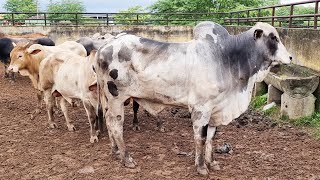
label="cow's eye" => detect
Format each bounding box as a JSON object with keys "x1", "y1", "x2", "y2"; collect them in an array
[
  {"x1": 271, "y1": 36, "x2": 279, "y2": 42},
  {"x1": 18, "y1": 55, "x2": 22, "y2": 58}
]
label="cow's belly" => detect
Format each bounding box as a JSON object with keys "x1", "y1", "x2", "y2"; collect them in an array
[{"x1": 54, "y1": 70, "x2": 82, "y2": 100}]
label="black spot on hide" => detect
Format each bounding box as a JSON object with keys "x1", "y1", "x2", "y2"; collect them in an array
[
  {"x1": 266, "y1": 33, "x2": 278, "y2": 56},
  {"x1": 201, "y1": 124, "x2": 208, "y2": 138},
  {"x1": 118, "y1": 44, "x2": 132, "y2": 62},
  {"x1": 99, "y1": 46, "x2": 113, "y2": 70},
  {"x1": 107, "y1": 81, "x2": 118, "y2": 96},
  {"x1": 109, "y1": 69, "x2": 118, "y2": 80}
]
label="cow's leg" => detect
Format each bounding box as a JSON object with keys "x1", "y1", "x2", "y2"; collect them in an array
[
  {"x1": 105, "y1": 116, "x2": 119, "y2": 155},
  {"x1": 132, "y1": 100, "x2": 140, "y2": 131},
  {"x1": 43, "y1": 90, "x2": 57, "y2": 128},
  {"x1": 60, "y1": 98, "x2": 76, "y2": 131},
  {"x1": 192, "y1": 109, "x2": 211, "y2": 176},
  {"x1": 83, "y1": 101, "x2": 99, "y2": 143},
  {"x1": 30, "y1": 90, "x2": 43, "y2": 120},
  {"x1": 3, "y1": 64, "x2": 9, "y2": 78},
  {"x1": 204, "y1": 125, "x2": 220, "y2": 170},
  {"x1": 107, "y1": 99, "x2": 136, "y2": 168}
]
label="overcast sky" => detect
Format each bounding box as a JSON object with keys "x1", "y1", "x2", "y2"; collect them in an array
[{"x1": 0, "y1": 0, "x2": 314, "y2": 12}]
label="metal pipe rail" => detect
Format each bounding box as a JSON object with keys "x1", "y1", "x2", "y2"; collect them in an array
[{"x1": 0, "y1": 0, "x2": 319, "y2": 29}]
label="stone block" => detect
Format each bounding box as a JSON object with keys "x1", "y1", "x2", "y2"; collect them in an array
[
  {"x1": 281, "y1": 93, "x2": 316, "y2": 119},
  {"x1": 267, "y1": 84, "x2": 282, "y2": 104}
]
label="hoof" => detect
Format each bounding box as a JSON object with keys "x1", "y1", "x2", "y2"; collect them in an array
[
  {"x1": 49, "y1": 122, "x2": 58, "y2": 129},
  {"x1": 90, "y1": 136, "x2": 99, "y2": 143},
  {"x1": 67, "y1": 124, "x2": 76, "y2": 131},
  {"x1": 124, "y1": 159, "x2": 137, "y2": 168},
  {"x1": 35, "y1": 108, "x2": 41, "y2": 114},
  {"x1": 155, "y1": 126, "x2": 166, "y2": 132},
  {"x1": 209, "y1": 161, "x2": 220, "y2": 171},
  {"x1": 197, "y1": 165, "x2": 209, "y2": 176},
  {"x1": 132, "y1": 125, "x2": 141, "y2": 131}
]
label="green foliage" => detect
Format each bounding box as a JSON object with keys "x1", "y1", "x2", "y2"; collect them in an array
[
  {"x1": 263, "y1": 105, "x2": 279, "y2": 116},
  {"x1": 47, "y1": 0, "x2": 85, "y2": 24},
  {"x1": 276, "y1": 5, "x2": 315, "y2": 27},
  {"x1": 3, "y1": 0, "x2": 37, "y2": 22},
  {"x1": 113, "y1": 6, "x2": 152, "y2": 25},
  {"x1": 250, "y1": 94, "x2": 267, "y2": 109},
  {"x1": 293, "y1": 113, "x2": 320, "y2": 127},
  {"x1": 292, "y1": 112, "x2": 320, "y2": 139},
  {"x1": 148, "y1": 0, "x2": 283, "y2": 25}
]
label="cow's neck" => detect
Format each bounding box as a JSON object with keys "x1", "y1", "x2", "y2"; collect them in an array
[
  {"x1": 25, "y1": 58, "x2": 41, "y2": 89},
  {"x1": 220, "y1": 31, "x2": 271, "y2": 90}
]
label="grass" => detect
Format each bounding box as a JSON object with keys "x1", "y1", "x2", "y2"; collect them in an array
[
  {"x1": 251, "y1": 94, "x2": 320, "y2": 139},
  {"x1": 250, "y1": 94, "x2": 267, "y2": 109},
  {"x1": 291, "y1": 113, "x2": 320, "y2": 139}
]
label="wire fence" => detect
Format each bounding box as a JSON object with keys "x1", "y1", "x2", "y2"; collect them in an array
[{"x1": 0, "y1": 0, "x2": 319, "y2": 29}]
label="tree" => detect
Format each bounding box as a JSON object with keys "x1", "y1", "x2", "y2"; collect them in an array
[
  {"x1": 148, "y1": 0, "x2": 275, "y2": 25},
  {"x1": 3, "y1": 0, "x2": 37, "y2": 22},
  {"x1": 113, "y1": 6, "x2": 152, "y2": 25},
  {"x1": 47, "y1": 0, "x2": 85, "y2": 24}
]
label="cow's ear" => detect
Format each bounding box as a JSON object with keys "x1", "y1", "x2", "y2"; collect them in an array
[
  {"x1": 254, "y1": 29, "x2": 263, "y2": 40},
  {"x1": 89, "y1": 81, "x2": 97, "y2": 93},
  {"x1": 29, "y1": 49, "x2": 42, "y2": 55}
]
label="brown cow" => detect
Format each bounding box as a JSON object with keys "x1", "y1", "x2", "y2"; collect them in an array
[{"x1": 8, "y1": 41, "x2": 87, "y2": 120}]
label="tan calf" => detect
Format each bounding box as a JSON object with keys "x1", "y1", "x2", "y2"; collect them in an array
[{"x1": 38, "y1": 51, "x2": 99, "y2": 143}]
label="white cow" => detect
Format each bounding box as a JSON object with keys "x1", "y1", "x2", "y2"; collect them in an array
[
  {"x1": 38, "y1": 51, "x2": 100, "y2": 142},
  {"x1": 94, "y1": 21, "x2": 292, "y2": 175}
]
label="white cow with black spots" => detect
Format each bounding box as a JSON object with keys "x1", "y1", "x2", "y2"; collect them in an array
[{"x1": 94, "y1": 21, "x2": 292, "y2": 175}]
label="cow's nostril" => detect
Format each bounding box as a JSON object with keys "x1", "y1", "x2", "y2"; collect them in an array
[{"x1": 289, "y1": 56, "x2": 293, "y2": 61}]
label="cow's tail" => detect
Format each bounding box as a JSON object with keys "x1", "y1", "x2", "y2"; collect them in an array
[{"x1": 97, "y1": 80, "x2": 105, "y2": 133}]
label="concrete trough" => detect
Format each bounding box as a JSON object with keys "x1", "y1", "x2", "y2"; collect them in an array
[{"x1": 263, "y1": 64, "x2": 319, "y2": 119}]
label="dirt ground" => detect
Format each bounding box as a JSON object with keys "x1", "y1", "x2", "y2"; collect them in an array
[{"x1": 1, "y1": 66, "x2": 320, "y2": 180}]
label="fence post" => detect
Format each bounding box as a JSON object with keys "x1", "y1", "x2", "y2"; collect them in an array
[
  {"x1": 136, "y1": 14, "x2": 139, "y2": 25},
  {"x1": 237, "y1": 12, "x2": 240, "y2": 26},
  {"x1": 258, "y1": 9, "x2": 261, "y2": 23},
  {"x1": 166, "y1": 14, "x2": 169, "y2": 26},
  {"x1": 272, "y1": 7, "x2": 275, "y2": 26},
  {"x1": 75, "y1": 13, "x2": 78, "y2": 26},
  {"x1": 11, "y1": 13, "x2": 15, "y2": 26},
  {"x1": 106, "y1": 13, "x2": 109, "y2": 26},
  {"x1": 246, "y1": 10, "x2": 249, "y2": 25},
  {"x1": 44, "y1": 13, "x2": 47, "y2": 26},
  {"x1": 289, "y1": 5, "x2": 294, "y2": 28},
  {"x1": 314, "y1": 1, "x2": 319, "y2": 29}
]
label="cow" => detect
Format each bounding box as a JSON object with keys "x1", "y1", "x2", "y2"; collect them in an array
[
  {"x1": 93, "y1": 21, "x2": 292, "y2": 175},
  {"x1": 37, "y1": 51, "x2": 100, "y2": 141},
  {"x1": 0, "y1": 37, "x2": 55, "y2": 80},
  {"x1": 8, "y1": 41, "x2": 87, "y2": 120},
  {"x1": 76, "y1": 37, "x2": 111, "y2": 56},
  {"x1": 0, "y1": 38, "x2": 15, "y2": 79}
]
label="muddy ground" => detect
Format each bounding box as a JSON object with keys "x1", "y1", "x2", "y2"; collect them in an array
[{"x1": 1, "y1": 67, "x2": 320, "y2": 180}]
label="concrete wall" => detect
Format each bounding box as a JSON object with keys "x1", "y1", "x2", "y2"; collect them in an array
[{"x1": 0, "y1": 25, "x2": 319, "y2": 72}]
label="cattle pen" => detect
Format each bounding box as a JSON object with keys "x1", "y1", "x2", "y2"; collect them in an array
[{"x1": 1, "y1": 0, "x2": 320, "y2": 179}]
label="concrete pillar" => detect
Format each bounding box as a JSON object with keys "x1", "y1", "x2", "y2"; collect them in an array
[
  {"x1": 267, "y1": 84, "x2": 282, "y2": 104},
  {"x1": 281, "y1": 93, "x2": 316, "y2": 119},
  {"x1": 253, "y1": 82, "x2": 268, "y2": 97}
]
